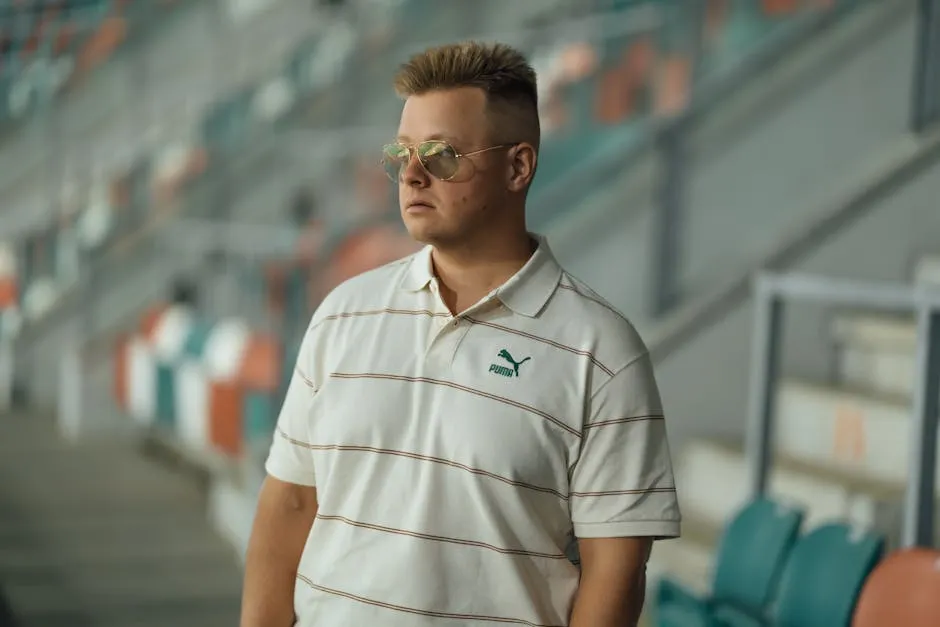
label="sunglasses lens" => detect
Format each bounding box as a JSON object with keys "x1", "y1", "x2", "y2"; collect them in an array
[
  {"x1": 418, "y1": 141, "x2": 459, "y2": 180},
  {"x1": 381, "y1": 144, "x2": 409, "y2": 180}
]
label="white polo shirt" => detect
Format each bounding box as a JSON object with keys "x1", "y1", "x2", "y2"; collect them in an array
[{"x1": 266, "y1": 235, "x2": 681, "y2": 627}]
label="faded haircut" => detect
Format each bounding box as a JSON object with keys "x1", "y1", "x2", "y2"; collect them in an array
[{"x1": 393, "y1": 41, "x2": 540, "y2": 150}]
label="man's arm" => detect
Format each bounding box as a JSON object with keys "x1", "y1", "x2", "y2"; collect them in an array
[
  {"x1": 568, "y1": 537, "x2": 652, "y2": 627},
  {"x1": 240, "y1": 477, "x2": 319, "y2": 627},
  {"x1": 569, "y1": 348, "x2": 680, "y2": 626}
]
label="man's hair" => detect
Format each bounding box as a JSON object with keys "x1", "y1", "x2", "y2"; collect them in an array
[{"x1": 393, "y1": 41, "x2": 540, "y2": 149}]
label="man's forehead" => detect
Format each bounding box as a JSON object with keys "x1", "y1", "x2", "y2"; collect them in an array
[{"x1": 396, "y1": 89, "x2": 489, "y2": 143}]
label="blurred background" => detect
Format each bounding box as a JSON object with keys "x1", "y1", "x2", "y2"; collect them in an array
[{"x1": 1, "y1": 0, "x2": 939, "y2": 625}]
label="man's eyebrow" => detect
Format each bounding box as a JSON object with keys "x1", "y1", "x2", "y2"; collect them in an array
[{"x1": 395, "y1": 134, "x2": 461, "y2": 143}]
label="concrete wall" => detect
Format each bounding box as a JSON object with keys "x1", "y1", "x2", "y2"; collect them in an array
[{"x1": 656, "y1": 151, "x2": 940, "y2": 450}]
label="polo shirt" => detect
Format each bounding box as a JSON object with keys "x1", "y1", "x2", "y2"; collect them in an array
[{"x1": 265, "y1": 234, "x2": 681, "y2": 627}]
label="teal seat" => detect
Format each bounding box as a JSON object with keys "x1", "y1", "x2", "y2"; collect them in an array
[
  {"x1": 655, "y1": 498, "x2": 804, "y2": 627},
  {"x1": 201, "y1": 90, "x2": 255, "y2": 150},
  {"x1": 772, "y1": 523, "x2": 884, "y2": 627},
  {"x1": 155, "y1": 363, "x2": 176, "y2": 428},
  {"x1": 243, "y1": 391, "x2": 275, "y2": 460}
]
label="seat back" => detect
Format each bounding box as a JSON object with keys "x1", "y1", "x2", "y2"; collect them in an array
[
  {"x1": 711, "y1": 498, "x2": 804, "y2": 611},
  {"x1": 774, "y1": 523, "x2": 884, "y2": 627},
  {"x1": 852, "y1": 548, "x2": 940, "y2": 627}
]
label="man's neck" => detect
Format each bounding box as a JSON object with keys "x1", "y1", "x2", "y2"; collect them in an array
[{"x1": 431, "y1": 231, "x2": 536, "y2": 315}]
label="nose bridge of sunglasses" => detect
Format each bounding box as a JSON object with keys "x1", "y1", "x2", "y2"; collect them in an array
[{"x1": 383, "y1": 145, "x2": 427, "y2": 181}]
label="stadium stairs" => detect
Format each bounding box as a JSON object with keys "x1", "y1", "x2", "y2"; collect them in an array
[{"x1": 0, "y1": 411, "x2": 243, "y2": 627}]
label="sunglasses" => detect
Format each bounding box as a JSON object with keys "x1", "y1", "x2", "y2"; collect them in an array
[{"x1": 381, "y1": 140, "x2": 515, "y2": 182}]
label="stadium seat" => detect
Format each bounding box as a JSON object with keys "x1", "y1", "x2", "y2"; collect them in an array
[
  {"x1": 851, "y1": 548, "x2": 940, "y2": 627},
  {"x1": 773, "y1": 523, "x2": 884, "y2": 627},
  {"x1": 655, "y1": 498, "x2": 804, "y2": 627}
]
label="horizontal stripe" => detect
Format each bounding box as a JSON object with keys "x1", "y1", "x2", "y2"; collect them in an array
[
  {"x1": 297, "y1": 575, "x2": 566, "y2": 627},
  {"x1": 330, "y1": 372, "x2": 581, "y2": 439},
  {"x1": 558, "y1": 279, "x2": 630, "y2": 325},
  {"x1": 584, "y1": 414, "x2": 664, "y2": 429},
  {"x1": 570, "y1": 486, "x2": 676, "y2": 498},
  {"x1": 317, "y1": 513, "x2": 567, "y2": 559},
  {"x1": 275, "y1": 429, "x2": 568, "y2": 500},
  {"x1": 295, "y1": 367, "x2": 316, "y2": 390},
  {"x1": 312, "y1": 308, "x2": 450, "y2": 333},
  {"x1": 466, "y1": 317, "x2": 615, "y2": 377}
]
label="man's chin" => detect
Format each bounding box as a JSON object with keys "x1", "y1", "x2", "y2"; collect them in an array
[{"x1": 402, "y1": 223, "x2": 442, "y2": 247}]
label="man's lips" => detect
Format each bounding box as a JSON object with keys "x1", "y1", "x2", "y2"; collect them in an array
[{"x1": 405, "y1": 200, "x2": 435, "y2": 211}]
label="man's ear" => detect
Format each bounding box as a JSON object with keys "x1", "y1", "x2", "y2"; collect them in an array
[{"x1": 507, "y1": 142, "x2": 537, "y2": 192}]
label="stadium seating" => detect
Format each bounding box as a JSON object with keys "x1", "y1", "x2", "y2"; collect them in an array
[
  {"x1": 851, "y1": 548, "x2": 940, "y2": 627},
  {"x1": 2, "y1": 0, "x2": 860, "y2": 343},
  {"x1": 0, "y1": 1, "x2": 188, "y2": 127},
  {"x1": 114, "y1": 303, "x2": 282, "y2": 460},
  {"x1": 773, "y1": 523, "x2": 885, "y2": 627},
  {"x1": 655, "y1": 498, "x2": 804, "y2": 627}
]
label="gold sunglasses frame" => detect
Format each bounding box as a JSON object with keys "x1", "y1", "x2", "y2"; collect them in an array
[{"x1": 381, "y1": 141, "x2": 516, "y2": 182}]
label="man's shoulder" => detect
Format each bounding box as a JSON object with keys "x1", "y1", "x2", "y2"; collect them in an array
[
  {"x1": 550, "y1": 272, "x2": 648, "y2": 370},
  {"x1": 312, "y1": 252, "x2": 418, "y2": 323}
]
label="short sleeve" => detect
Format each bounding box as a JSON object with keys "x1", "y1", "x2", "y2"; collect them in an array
[
  {"x1": 264, "y1": 325, "x2": 319, "y2": 487},
  {"x1": 570, "y1": 351, "x2": 681, "y2": 539}
]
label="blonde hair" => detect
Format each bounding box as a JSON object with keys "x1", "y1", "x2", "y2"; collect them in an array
[{"x1": 394, "y1": 41, "x2": 540, "y2": 148}]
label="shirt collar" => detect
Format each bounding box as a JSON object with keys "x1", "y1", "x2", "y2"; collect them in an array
[
  {"x1": 399, "y1": 233, "x2": 562, "y2": 318},
  {"x1": 400, "y1": 243, "x2": 435, "y2": 292}
]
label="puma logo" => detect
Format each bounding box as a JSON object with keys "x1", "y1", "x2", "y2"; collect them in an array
[{"x1": 489, "y1": 349, "x2": 531, "y2": 378}]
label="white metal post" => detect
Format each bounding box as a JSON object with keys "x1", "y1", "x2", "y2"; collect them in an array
[{"x1": 902, "y1": 305, "x2": 940, "y2": 546}]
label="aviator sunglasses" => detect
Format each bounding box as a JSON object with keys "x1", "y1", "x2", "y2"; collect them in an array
[{"x1": 381, "y1": 140, "x2": 515, "y2": 182}]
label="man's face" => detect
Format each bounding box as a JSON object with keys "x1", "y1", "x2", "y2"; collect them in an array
[{"x1": 394, "y1": 87, "x2": 509, "y2": 248}]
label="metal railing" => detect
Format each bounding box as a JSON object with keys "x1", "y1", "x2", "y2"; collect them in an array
[{"x1": 746, "y1": 271, "x2": 940, "y2": 548}]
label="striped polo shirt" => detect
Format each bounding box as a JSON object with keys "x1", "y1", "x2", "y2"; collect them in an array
[{"x1": 266, "y1": 235, "x2": 681, "y2": 627}]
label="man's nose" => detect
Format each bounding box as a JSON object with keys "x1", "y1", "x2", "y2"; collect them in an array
[{"x1": 401, "y1": 151, "x2": 430, "y2": 187}]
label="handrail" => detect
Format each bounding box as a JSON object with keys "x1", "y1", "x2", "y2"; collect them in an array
[
  {"x1": 746, "y1": 270, "x2": 940, "y2": 547},
  {"x1": 647, "y1": 125, "x2": 940, "y2": 365}
]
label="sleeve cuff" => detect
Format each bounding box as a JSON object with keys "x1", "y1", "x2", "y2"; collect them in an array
[
  {"x1": 573, "y1": 519, "x2": 681, "y2": 539},
  {"x1": 264, "y1": 457, "x2": 317, "y2": 488}
]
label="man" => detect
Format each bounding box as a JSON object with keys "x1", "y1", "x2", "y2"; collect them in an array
[{"x1": 241, "y1": 41, "x2": 681, "y2": 627}]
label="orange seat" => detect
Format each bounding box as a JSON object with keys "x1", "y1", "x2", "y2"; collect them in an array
[
  {"x1": 762, "y1": 0, "x2": 800, "y2": 16},
  {"x1": 237, "y1": 334, "x2": 281, "y2": 393},
  {"x1": 654, "y1": 56, "x2": 691, "y2": 116},
  {"x1": 321, "y1": 224, "x2": 421, "y2": 294},
  {"x1": 0, "y1": 277, "x2": 18, "y2": 309},
  {"x1": 139, "y1": 304, "x2": 168, "y2": 341},
  {"x1": 852, "y1": 548, "x2": 940, "y2": 627},
  {"x1": 209, "y1": 380, "x2": 243, "y2": 458}
]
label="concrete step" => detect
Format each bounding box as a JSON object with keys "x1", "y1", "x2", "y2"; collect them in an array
[
  {"x1": 4, "y1": 566, "x2": 242, "y2": 615},
  {"x1": 831, "y1": 311, "x2": 916, "y2": 398},
  {"x1": 913, "y1": 255, "x2": 940, "y2": 286},
  {"x1": 675, "y1": 438, "x2": 904, "y2": 542},
  {"x1": 12, "y1": 597, "x2": 242, "y2": 627},
  {"x1": 828, "y1": 251, "x2": 940, "y2": 399},
  {"x1": 0, "y1": 412, "x2": 243, "y2": 626},
  {"x1": 0, "y1": 537, "x2": 236, "y2": 572},
  {"x1": 775, "y1": 378, "x2": 938, "y2": 491}
]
